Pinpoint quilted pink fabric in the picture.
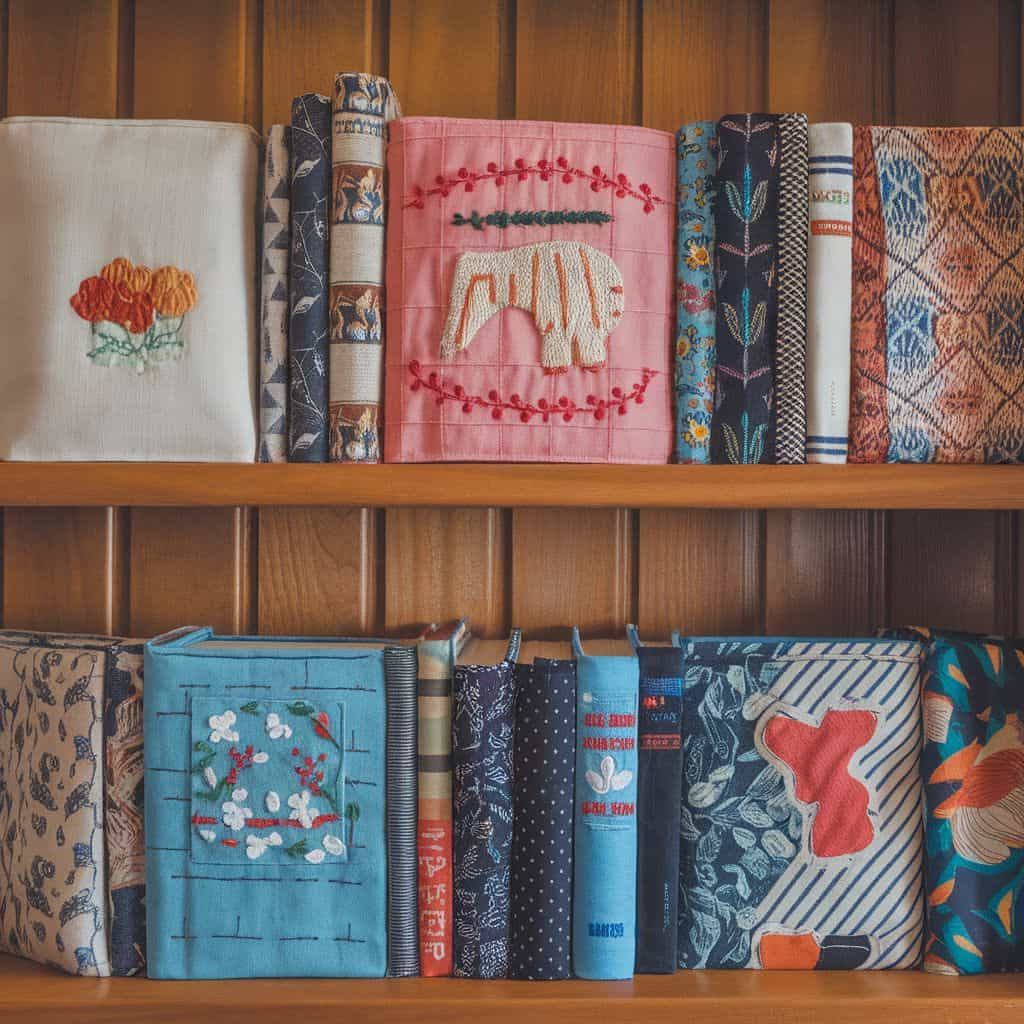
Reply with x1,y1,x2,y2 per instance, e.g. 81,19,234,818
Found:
385,118,675,463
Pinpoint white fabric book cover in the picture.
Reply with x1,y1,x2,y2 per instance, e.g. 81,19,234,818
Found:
0,117,258,461
805,122,853,464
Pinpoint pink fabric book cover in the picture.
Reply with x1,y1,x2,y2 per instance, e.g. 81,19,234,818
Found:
385,117,675,463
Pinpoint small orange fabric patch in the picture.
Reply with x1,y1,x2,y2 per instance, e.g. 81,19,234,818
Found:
759,932,820,969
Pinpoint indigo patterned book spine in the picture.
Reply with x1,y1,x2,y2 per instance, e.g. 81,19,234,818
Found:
385,646,420,977
260,125,290,463
774,112,809,464
104,644,147,976
451,643,518,978
329,72,402,463
675,121,718,463
572,654,639,980
509,659,576,980
634,646,683,974
805,122,853,464
288,93,331,462
711,113,780,465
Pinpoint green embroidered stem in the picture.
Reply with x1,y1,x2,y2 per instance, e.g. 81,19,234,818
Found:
86,315,186,373
451,209,613,230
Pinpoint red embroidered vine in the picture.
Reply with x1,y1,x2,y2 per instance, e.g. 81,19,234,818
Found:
405,157,667,213
191,813,339,830
408,360,656,423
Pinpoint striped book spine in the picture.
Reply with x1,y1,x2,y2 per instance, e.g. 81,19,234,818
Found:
385,646,420,977
805,123,854,463
416,620,469,976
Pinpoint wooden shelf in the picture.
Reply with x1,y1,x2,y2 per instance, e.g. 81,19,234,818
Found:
0,463,1023,508
1,957,1021,1024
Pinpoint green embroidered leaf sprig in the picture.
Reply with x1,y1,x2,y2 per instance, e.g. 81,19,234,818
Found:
286,701,315,717
239,701,260,715
451,209,613,231
284,839,310,859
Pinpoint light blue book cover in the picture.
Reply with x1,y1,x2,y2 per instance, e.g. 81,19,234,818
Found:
144,628,387,978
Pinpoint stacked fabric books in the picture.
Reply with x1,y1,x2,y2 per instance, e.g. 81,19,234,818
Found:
2,621,1021,978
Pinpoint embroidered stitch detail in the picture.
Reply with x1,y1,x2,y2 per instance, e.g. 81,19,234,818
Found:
451,209,613,230
409,361,656,422
406,157,667,212
69,257,197,374
440,242,625,372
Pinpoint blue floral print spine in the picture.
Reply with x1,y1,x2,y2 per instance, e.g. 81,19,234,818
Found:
711,114,780,464
885,627,1024,974
451,658,518,979
288,94,331,462
675,122,718,463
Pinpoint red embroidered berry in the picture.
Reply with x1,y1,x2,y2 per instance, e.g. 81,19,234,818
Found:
305,757,314,766
510,393,520,405
457,167,468,178
495,176,505,186
556,156,568,169
514,158,525,169
316,772,324,781
643,202,653,213
517,172,528,182
611,387,623,398
590,181,602,192
435,396,445,406
434,175,445,185
635,394,645,405
410,379,421,391
562,412,573,422
537,398,548,410
538,159,549,169
617,173,628,185
585,394,597,404
594,407,606,421
520,411,530,423
618,404,628,415
592,165,602,176
440,188,450,197
428,372,439,385
464,182,475,192
462,402,473,413
453,384,464,397
488,390,499,402
486,161,498,173
639,182,652,194
558,396,569,408
562,173,573,184
291,747,299,756
616,188,626,198
318,753,327,762
491,408,502,420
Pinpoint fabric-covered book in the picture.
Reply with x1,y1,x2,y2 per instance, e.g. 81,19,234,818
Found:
0,631,145,977
676,637,925,970
884,626,1024,975
144,629,399,978
416,620,470,976
384,117,674,463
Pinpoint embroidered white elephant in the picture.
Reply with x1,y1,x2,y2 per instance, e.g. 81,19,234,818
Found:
439,241,625,373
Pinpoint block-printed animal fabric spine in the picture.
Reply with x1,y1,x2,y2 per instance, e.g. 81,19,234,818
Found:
288,94,331,462
440,241,626,373
260,125,290,463
329,72,402,463
774,113,809,464
805,123,853,464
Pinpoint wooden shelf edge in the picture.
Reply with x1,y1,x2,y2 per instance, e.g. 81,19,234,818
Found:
0,463,1023,508
0,957,1022,1024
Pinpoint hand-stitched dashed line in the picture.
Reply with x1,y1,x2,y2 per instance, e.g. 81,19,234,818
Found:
451,209,613,230
405,157,667,212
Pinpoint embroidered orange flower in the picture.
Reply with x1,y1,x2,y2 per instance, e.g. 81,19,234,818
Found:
150,265,198,317
69,275,154,332
101,256,153,294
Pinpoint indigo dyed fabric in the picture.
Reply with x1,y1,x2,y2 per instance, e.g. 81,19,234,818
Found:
675,121,718,463
572,645,639,980
288,94,331,462
385,646,419,977
884,627,1024,974
635,645,684,973
677,638,925,970
509,659,576,980
144,629,387,978
774,112,809,464
850,127,1024,462
711,114,780,464
104,643,147,976
329,73,401,463
260,125,290,463
451,633,520,979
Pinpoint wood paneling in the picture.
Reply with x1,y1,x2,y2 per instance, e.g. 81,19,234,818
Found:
259,508,379,635
0,0,1020,644
2,0,123,632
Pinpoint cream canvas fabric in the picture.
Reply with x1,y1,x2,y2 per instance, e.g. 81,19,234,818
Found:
0,117,258,461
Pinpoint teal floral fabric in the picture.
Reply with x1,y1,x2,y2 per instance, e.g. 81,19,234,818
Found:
675,122,718,463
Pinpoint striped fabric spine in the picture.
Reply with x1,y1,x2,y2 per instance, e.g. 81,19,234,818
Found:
416,621,468,976
385,646,420,978
805,123,854,463
775,112,809,464
259,125,290,463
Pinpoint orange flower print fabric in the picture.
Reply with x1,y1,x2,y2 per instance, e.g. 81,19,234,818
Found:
69,257,197,373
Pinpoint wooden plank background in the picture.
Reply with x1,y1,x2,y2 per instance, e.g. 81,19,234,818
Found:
0,0,1020,641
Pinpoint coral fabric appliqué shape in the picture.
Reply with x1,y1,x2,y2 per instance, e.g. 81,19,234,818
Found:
69,257,197,374
384,117,675,463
